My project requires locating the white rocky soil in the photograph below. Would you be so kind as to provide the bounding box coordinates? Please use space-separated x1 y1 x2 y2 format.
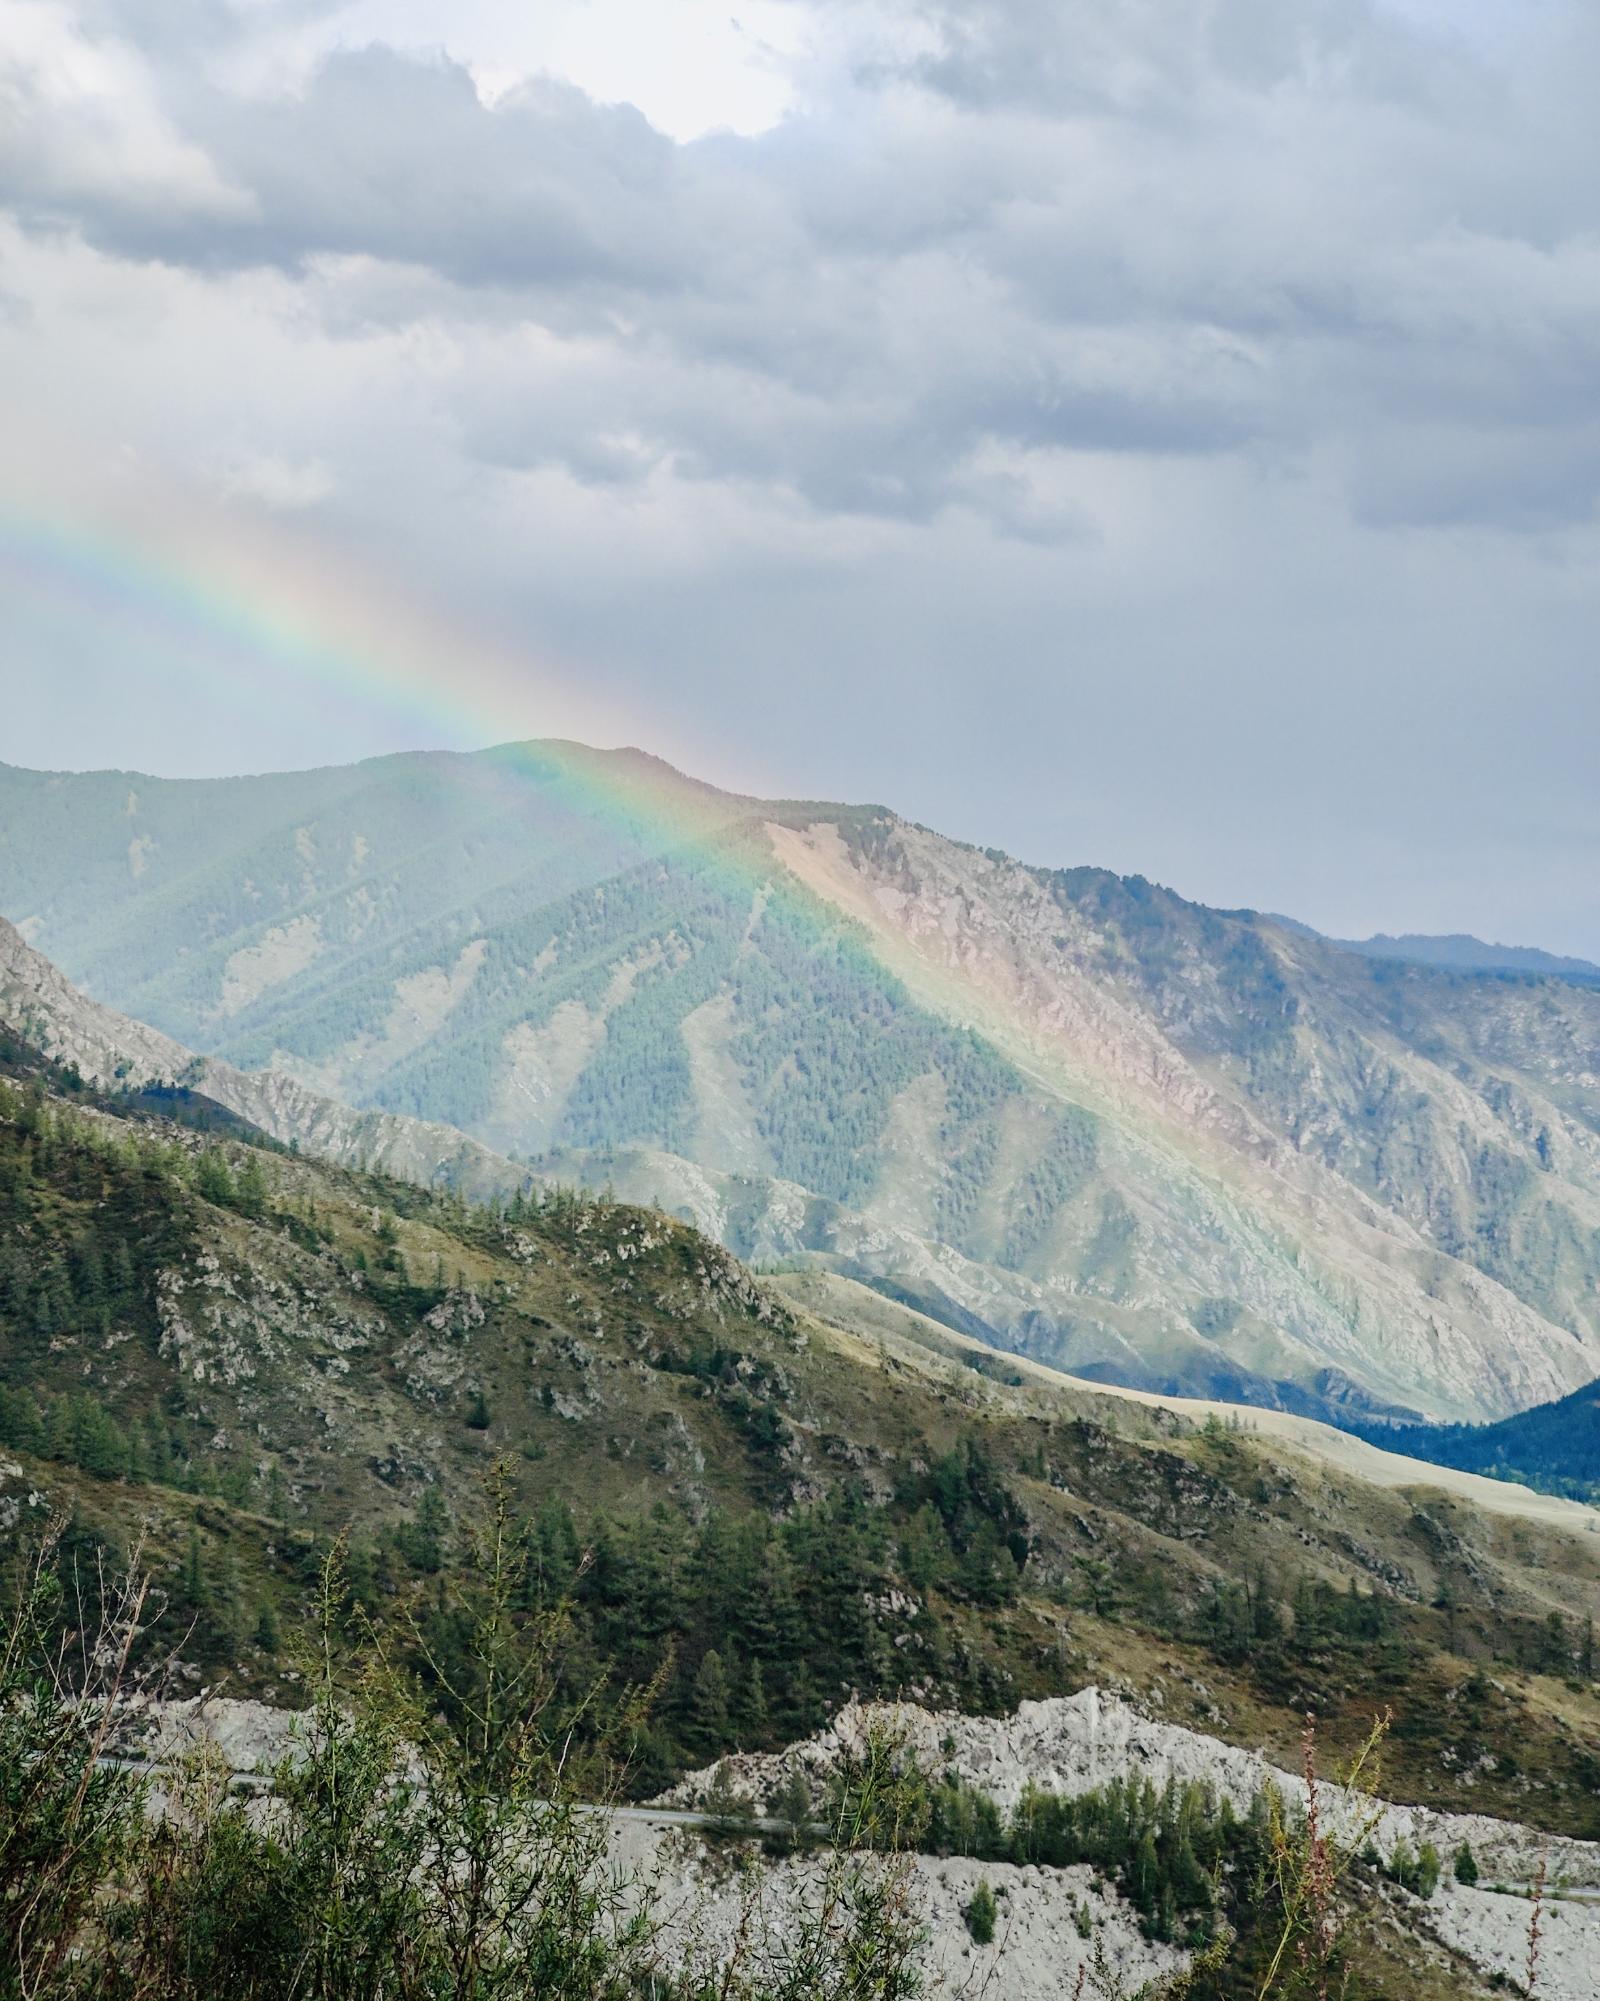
664 1689 1600 2001
606 1820 1183 2000
117 1695 1180 2000
126 1686 1600 2000
118 1694 302 1774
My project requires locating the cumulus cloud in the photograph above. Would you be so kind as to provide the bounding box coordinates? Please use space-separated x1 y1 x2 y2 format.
1 0 1598 949
217 450 335 510
0 1 250 226
7 0 1599 536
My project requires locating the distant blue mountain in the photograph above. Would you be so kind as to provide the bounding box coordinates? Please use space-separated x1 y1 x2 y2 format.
1268 918 1600 988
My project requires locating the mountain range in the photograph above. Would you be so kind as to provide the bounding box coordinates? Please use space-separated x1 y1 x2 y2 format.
6 793 1600 1992
4 989 1600 1853
5 741 1599 1428
1272 917 1600 987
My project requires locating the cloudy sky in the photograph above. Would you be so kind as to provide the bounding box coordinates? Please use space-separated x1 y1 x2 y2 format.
2 0 1598 952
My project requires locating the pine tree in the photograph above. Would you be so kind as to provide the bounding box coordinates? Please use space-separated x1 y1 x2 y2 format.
899 1504 952 1591
1133 1831 1161 1913
44 1399 74 1463
196 1150 236 1207
0 1387 44 1454
690 1648 730 1754
736 1658 769 1744
403 1486 449 1574
529 1495 580 1600
784 1658 822 1734
70 1237 106 1313
254 1602 280 1654
767 1768 815 1850
180 1527 208 1612
235 1155 269 1218
71 1397 128 1480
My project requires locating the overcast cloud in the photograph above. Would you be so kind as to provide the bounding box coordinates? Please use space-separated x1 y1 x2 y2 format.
1 0 1597 953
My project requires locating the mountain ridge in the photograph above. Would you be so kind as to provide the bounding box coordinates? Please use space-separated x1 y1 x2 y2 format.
6 744 1600 1426
0 911 527 1199
1268 915 1600 988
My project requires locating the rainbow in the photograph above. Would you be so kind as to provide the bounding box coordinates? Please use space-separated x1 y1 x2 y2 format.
0 497 628 771
0 496 806 893
5 502 1522 1425
1 500 1353 1373
0 501 988 1172
0 496 1078 1049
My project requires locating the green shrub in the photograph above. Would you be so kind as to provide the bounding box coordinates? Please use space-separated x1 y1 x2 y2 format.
1 1482 936 2001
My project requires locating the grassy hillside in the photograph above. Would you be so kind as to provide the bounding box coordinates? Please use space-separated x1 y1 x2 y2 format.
3 1029 1600 1841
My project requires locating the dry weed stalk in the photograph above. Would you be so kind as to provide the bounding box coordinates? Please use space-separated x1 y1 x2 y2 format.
1523 1845 1548 2000
1 1524 166 2001
1257 1710 1389 2001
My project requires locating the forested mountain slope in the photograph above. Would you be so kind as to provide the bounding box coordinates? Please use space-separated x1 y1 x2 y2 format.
0 912 526 1197
3 1023 1600 1843
0 741 752 1047
5 746 1600 1424
1371 1376 1600 1502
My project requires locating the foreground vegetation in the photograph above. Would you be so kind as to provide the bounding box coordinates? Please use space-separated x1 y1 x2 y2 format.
2 1505 935 2001
4 1498 1519 2001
